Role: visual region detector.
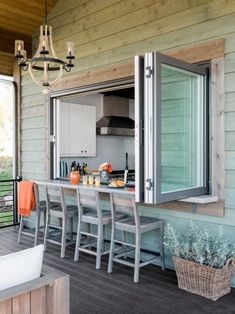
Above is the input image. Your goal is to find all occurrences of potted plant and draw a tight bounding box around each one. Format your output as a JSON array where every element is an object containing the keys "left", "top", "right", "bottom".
[{"left": 164, "top": 222, "right": 235, "bottom": 300}]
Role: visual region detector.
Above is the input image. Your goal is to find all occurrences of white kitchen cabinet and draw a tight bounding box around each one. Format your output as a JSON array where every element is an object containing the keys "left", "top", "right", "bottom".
[{"left": 59, "top": 102, "right": 96, "bottom": 157}]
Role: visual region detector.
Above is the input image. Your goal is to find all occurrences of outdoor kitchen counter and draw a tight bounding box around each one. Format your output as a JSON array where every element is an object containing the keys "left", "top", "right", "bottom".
[{"left": 33, "top": 179, "right": 135, "bottom": 196}]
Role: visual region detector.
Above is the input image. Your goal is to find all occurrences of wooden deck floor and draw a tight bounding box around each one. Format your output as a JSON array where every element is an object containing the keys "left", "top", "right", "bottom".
[{"left": 0, "top": 227, "right": 234, "bottom": 314}]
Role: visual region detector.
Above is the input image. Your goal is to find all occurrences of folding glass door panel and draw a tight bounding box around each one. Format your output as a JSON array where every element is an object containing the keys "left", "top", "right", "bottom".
[
  {"left": 137, "top": 52, "right": 209, "bottom": 204},
  {"left": 134, "top": 55, "right": 145, "bottom": 202}
]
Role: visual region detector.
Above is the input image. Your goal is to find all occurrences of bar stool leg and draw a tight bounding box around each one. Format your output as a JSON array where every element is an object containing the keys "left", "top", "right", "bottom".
[
  {"left": 160, "top": 222, "right": 165, "bottom": 270},
  {"left": 121, "top": 230, "right": 127, "bottom": 259},
  {"left": 74, "top": 217, "right": 81, "bottom": 262},
  {"left": 61, "top": 217, "right": 67, "bottom": 258},
  {"left": 34, "top": 211, "right": 41, "bottom": 246},
  {"left": 69, "top": 217, "right": 73, "bottom": 242},
  {"left": 43, "top": 210, "right": 49, "bottom": 251},
  {"left": 43, "top": 211, "right": 46, "bottom": 234},
  {"left": 134, "top": 233, "right": 141, "bottom": 283},
  {"left": 87, "top": 223, "right": 92, "bottom": 250},
  {"left": 18, "top": 215, "right": 24, "bottom": 244},
  {"left": 108, "top": 225, "right": 115, "bottom": 273},
  {"left": 96, "top": 224, "right": 103, "bottom": 269}
]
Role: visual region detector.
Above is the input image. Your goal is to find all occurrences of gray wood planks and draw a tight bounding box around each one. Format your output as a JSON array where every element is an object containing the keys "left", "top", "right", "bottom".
[{"left": 0, "top": 227, "right": 234, "bottom": 314}]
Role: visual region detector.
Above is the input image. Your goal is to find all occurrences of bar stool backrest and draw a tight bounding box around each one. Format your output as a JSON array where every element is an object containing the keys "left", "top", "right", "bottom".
[
  {"left": 110, "top": 193, "right": 140, "bottom": 229},
  {"left": 77, "top": 188, "right": 101, "bottom": 219},
  {"left": 45, "top": 185, "right": 66, "bottom": 213}
]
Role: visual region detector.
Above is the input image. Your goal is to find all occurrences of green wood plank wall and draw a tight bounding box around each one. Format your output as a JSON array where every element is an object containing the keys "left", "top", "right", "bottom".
[{"left": 20, "top": 0, "right": 235, "bottom": 284}]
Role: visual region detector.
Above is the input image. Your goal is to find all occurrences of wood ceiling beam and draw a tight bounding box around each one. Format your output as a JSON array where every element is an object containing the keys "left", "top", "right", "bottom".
[
  {"left": 0, "top": 30, "right": 31, "bottom": 55},
  {"left": 0, "top": 52, "right": 14, "bottom": 76},
  {"left": 0, "top": 17, "right": 35, "bottom": 36},
  {"left": 0, "top": 22, "right": 34, "bottom": 37},
  {"left": 0, "top": 0, "right": 56, "bottom": 39},
  {"left": 0, "top": 4, "right": 43, "bottom": 21},
  {"left": 15, "top": 0, "right": 55, "bottom": 11}
]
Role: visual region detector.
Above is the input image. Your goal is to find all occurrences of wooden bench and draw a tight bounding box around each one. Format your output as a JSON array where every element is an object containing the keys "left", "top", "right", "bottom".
[{"left": 0, "top": 265, "right": 69, "bottom": 314}]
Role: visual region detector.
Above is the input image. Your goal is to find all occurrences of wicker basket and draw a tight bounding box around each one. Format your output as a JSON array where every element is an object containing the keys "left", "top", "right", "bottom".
[{"left": 173, "top": 256, "right": 235, "bottom": 301}]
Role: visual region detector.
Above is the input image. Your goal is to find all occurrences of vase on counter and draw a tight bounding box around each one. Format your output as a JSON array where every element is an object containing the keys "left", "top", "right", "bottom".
[
  {"left": 100, "top": 170, "right": 111, "bottom": 182},
  {"left": 70, "top": 171, "right": 81, "bottom": 185}
]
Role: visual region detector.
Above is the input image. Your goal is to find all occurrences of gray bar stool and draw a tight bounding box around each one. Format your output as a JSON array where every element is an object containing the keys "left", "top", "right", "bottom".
[
  {"left": 108, "top": 193, "right": 165, "bottom": 283},
  {"left": 74, "top": 188, "right": 125, "bottom": 269},
  {"left": 44, "top": 185, "right": 77, "bottom": 258},
  {"left": 18, "top": 184, "right": 46, "bottom": 246}
]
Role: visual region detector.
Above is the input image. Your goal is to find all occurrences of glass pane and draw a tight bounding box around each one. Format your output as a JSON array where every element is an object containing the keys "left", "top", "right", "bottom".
[{"left": 160, "top": 64, "right": 204, "bottom": 194}]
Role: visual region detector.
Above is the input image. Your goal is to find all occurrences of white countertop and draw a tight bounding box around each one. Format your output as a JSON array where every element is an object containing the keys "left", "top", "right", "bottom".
[{"left": 34, "top": 179, "right": 135, "bottom": 195}]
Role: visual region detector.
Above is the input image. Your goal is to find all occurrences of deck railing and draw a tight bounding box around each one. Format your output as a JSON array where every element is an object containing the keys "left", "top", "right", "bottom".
[{"left": 0, "top": 177, "right": 21, "bottom": 228}]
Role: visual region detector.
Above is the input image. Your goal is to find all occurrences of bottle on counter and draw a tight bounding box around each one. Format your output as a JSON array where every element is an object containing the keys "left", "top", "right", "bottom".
[
  {"left": 84, "top": 163, "right": 89, "bottom": 174},
  {"left": 82, "top": 163, "right": 85, "bottom": 175},
  {"left": 124, "top": 152, "right": 128, "bottom": 184},
  {"left": 71, "top": 161, "right": 76, "bottom": 172},
  {"left": 82, "top": 163, "right": 89, "bottom": 174}
]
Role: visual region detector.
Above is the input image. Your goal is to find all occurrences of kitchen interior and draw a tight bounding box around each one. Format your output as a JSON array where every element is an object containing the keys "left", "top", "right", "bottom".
[{"left": 54, "top": 86, "right": 135, "bottom": 187}]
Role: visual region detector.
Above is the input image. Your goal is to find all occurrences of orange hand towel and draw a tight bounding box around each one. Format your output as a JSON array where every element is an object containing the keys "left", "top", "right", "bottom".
[{"left": 18, "top": 181, "right": 36, "bottom": 216}]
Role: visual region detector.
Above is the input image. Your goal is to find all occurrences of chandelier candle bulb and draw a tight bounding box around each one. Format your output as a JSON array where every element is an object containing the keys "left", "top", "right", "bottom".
[
  {"left": 15, "top": 40, "right": 24, "bottom": 57},
  {"left": 66, "top": 42, "right": 75, "bottom": 59}
]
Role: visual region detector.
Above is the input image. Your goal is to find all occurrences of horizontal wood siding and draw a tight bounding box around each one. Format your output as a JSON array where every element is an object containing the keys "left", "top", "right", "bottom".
[
  {"left": 21, "top": 0, "right": 235, "bottom": 225},
  {"left": 20, "top": 90, "right": 48, "bottom": 180}
]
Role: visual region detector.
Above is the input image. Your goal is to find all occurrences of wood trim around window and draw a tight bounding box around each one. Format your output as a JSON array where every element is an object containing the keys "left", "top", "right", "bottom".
[
  {"left": 166, "top": 39, "right": 224, "bottom": 64},
  {"left": 52, "top": 39, "right": 224, "bottom": 93},
  {"left": 51, "top": 62, "right": 134, "bottom": 92}
]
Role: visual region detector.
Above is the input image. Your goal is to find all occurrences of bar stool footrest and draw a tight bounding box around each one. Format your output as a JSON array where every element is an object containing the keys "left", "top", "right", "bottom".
[
  {"left": 80, "top": 231, "right": 98, "bottom": 238},
  {"left": 114, "top": 239, "right": 136, "bottom": 248},
  {"left": 48, "top": 224, "right": 62, "bottom": 230},
  {"left": 46, "top": 238, "right": 75, "bottom": 246},
  {"left": 113, "top": 258, "right": 135, "bottom": 268},
  {"left": 80, "top": 241, "right": 97, "bottom": 248},
  {"left": 79, "top": 247, "right": 98, "bottom": 256},
  {"left": 114, "top": 248, "right": 135, "bottom": 259}
]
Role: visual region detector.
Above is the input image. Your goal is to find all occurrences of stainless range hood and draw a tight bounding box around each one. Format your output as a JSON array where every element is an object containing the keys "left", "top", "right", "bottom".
[{"left": 96, "top": 95, "right": 134, "bottom": 136}]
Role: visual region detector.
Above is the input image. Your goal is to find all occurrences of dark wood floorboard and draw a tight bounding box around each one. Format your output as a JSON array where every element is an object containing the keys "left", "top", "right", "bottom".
[{"left": 0, "top": 227, "right": 234, "bottom": 314}]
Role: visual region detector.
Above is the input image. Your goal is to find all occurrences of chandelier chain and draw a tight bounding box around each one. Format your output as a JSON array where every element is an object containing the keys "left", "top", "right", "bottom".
[{"left": 45, "top": 0, "right": 48, "bottom": 26}]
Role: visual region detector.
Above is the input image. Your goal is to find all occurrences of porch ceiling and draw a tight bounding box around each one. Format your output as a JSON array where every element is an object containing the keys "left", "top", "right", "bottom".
[
  {"left": 0, "top": 0, "right": 56, "bottom": 56},
  {"left": 0, "top": 0, "right": 57, "bottom": 76}
]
